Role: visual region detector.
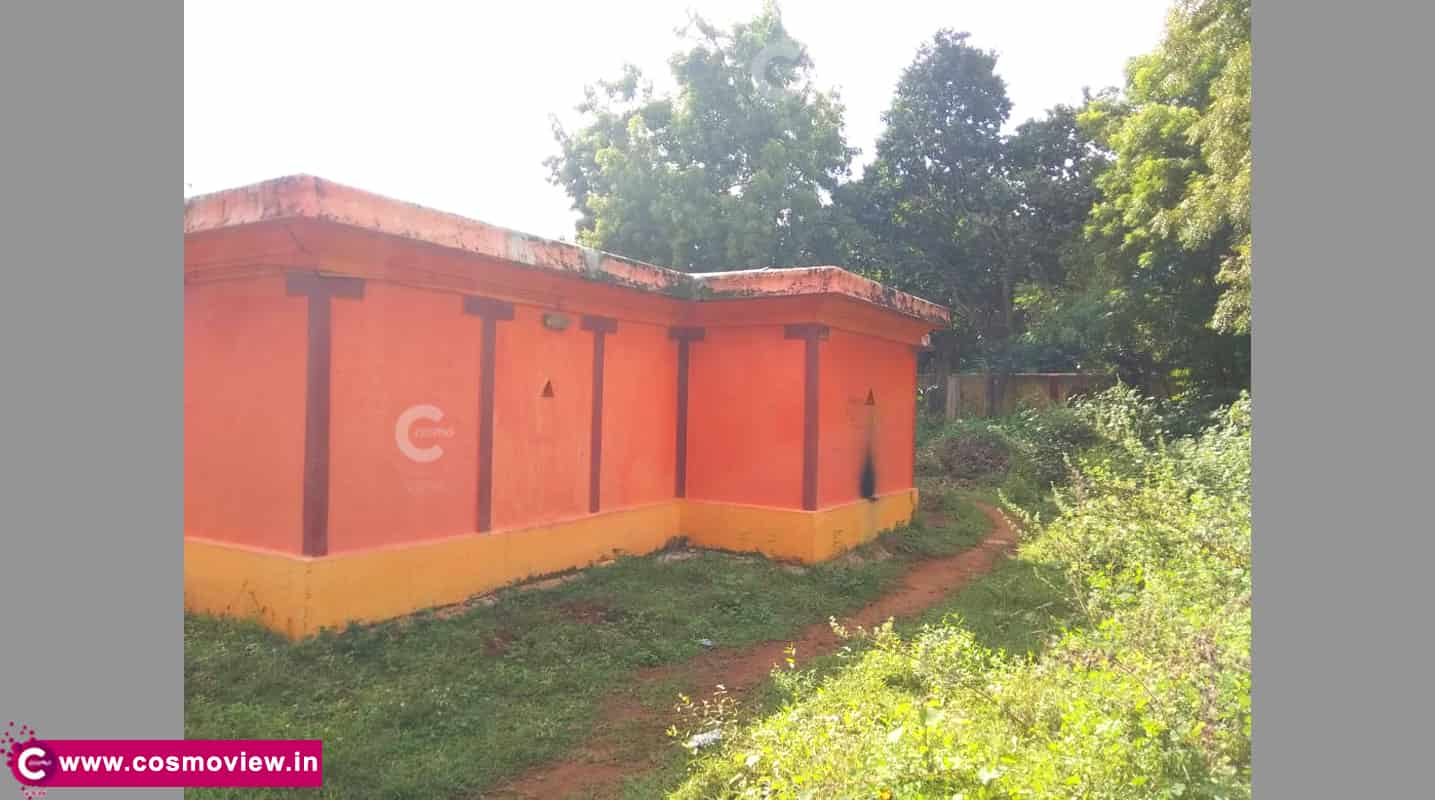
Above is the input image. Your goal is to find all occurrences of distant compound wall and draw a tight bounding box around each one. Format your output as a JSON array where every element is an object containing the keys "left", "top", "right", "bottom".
[{"left": 919, "top": 373, "right": 1114, "bottom": 419}]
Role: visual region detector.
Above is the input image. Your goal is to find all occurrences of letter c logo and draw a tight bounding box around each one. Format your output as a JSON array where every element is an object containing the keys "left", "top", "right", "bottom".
[
  {"left": 17, "top": 745, "right": 51, "bottom": 781},
  {"left": 396, "top": 404, "right": 445, "bottom": 463}
]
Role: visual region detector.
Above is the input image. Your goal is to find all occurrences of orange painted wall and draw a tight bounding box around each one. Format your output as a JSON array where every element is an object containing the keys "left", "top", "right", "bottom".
[
  {"left": 183, "top": 275, "right": 307, "bottom": 554},
  {"left": 490, "top": 303, "right": 595, "bottom": 529},
  {"left": 328, "top": 286, "right": 682, "bottom": 546},
  {"left": 817, "top": 329, "right": 917, "bottom": 508},
  {"left": 685, "top": 325, "right": 806, "bottom": 508},
  {"left": 327, "top": 283, "right": 480, "bottom": 554},
  {"left": 184, "top": 268, "right": 925, "bottom": 560},
  {"left": 601, "top": 320, "right": 679, "bottom": 510}
]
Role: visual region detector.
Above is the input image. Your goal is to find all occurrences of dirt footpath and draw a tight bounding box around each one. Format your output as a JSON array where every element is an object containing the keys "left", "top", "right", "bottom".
[{"left": 488, "top": 502, "right": 1020, "bottom": 799}]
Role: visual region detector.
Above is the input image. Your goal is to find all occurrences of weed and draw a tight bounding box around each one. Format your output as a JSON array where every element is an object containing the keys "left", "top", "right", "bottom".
[{"left": 668, "top": 392, "right": 1252, "bottom": 799}]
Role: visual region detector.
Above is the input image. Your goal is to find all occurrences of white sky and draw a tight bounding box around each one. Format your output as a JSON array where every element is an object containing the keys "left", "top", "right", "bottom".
[{"left": 184, "top": 1, "right": 1169, "bottom": 241}]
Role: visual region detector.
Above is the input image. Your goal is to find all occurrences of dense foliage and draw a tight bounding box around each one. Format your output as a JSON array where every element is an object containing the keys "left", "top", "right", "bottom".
[
  {"left": 1025, "top": 0, "right": 1251, "bottom": 395},
  {"left": 916, "top": 401, "right": 1109, "bottom": 510},
  {"left": 671, "top": 390, "right": 1252, "bottom": 798},
  {"left": 1086, "top": 0, "right": 1251, "bottom": 336},
  {"left": 843, "top": 37, "right": 1107, "bottom": 374},
  {"left": 548, "top": 0, "right": 1251, "bottom": 400},
  {"left": 546, "top": 1, "right": 853, "bottom": 270}
]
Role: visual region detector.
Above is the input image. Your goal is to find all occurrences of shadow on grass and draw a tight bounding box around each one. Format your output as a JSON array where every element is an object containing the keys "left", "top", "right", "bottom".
[{"left": 904, "top": 557, "right": 1078, "bottom": 657}]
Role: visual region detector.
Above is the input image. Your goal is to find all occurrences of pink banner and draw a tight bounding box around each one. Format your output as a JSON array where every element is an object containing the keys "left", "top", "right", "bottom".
[{"left": 6, "top": 739, "right": 323, "bottom": 788}]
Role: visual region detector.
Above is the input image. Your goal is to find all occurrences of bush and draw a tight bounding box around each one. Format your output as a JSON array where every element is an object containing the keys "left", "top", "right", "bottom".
[
  {"left": 1000, "top": 406, "right": 1100, "bottom": 488},
  {"left": 936, "top": 429, "right": 1011, "bottom": 482},
  {"left": 671, "top": 393, "right": 1252, "bottom": 799},
  {"left": 915, "top": 403, "right": 1100, "bottom": 508}
]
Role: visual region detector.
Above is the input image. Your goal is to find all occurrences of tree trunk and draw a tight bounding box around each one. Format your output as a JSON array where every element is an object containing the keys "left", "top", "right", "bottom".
[
  {"left": 999, "top": 270, "right": 1015, "bottom": 345},
  {"left": 991, "top": 267, "right": 1016, "bottom": 418},
  {"left": 931, "top": 332, "right": 958, "bottom": 416},
  {"left": 933, "top": 349, "right": 950, "bottom": 416}
]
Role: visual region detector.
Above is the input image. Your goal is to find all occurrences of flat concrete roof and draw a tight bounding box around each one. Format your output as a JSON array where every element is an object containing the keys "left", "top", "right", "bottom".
[{"left": 184, "top": 175, "right": 950, "bottom": 327}]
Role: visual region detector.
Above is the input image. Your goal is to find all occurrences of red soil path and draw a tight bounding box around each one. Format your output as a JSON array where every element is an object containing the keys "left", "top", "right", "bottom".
[{"left": 486, "top": 502, "right": 1020, "bottom": 799}]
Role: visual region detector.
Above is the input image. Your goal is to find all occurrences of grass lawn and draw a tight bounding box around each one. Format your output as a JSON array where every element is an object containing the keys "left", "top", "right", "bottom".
[
  {"left": 615, "top": 505, "right": 1078, "bottom": 799},
  {"left": 184, "top": 491, "right": 991, "bottom": 799}
]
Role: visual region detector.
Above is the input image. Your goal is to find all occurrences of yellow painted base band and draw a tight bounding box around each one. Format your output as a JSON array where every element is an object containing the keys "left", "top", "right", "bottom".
[
  {"left": 681, "top": 489, "right": 918, "bottom": 562},
  {"left": 185, "top": 490, "right": 917, "bottom": 639}
]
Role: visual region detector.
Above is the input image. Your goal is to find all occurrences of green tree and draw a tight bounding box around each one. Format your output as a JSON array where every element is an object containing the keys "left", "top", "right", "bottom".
[
  {"left": 846, "top": 30, "right": 1011, "bottom": 366},
  {"left": 842, "top": 31, "right": 1106, "bottom": 399},
  {"left": 546, "top": 2, "right": 855, "bottom": 270},
  {"left": 998, "top": 103, "right": 1111, "bottom": 371},
  {"left": 1076, "top": 0, "right": 1251, "bottom": 393}
]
